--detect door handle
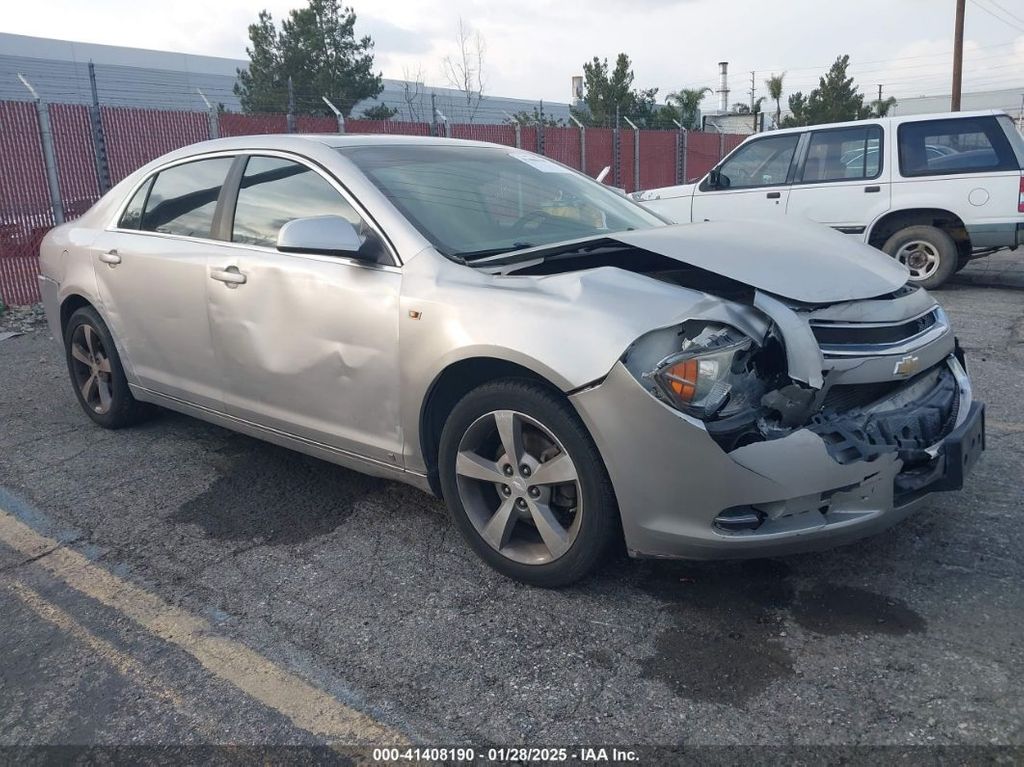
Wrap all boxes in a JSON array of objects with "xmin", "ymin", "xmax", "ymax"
[
  {"xmin": 98, "ymin": 249, "xmax": 121, "ymax": 266},
  {"xmin": 210, "ymin": 266, "xmax": 247, "ymax": 286},
  {"xmin": 864, "ymin": 186, "xmax": 881, "ymax": 193},
  {"xmin": 766, "ymin": 192, "xmax": 781, "ymax": 199}
]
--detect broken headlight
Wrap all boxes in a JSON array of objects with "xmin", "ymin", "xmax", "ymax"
[{"xmin": 627, "ymin": 323, "xmax": 769, "ymax": 420}]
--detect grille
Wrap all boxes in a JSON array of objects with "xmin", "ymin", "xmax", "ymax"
[
  {"xmin": 821, "ymin": 380, "xmax": 905, "ymax": 412},
  {"xmin": 810, "ymin": 310, "xmax": 939, "ymax": 349}
]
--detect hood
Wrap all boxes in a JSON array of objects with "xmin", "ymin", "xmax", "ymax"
[{"xmin": 611, "ymin": 220, "xmax": 909, "ymax": 303}]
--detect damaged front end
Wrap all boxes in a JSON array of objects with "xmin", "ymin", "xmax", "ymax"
[{"xmin": 603, "ymin": 284, "xmax": 985, "ymax": 555}]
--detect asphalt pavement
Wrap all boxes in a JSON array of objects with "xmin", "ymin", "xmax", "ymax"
[{"xmin": 0, "ymin": 258, "xmax": 1022, "ymax": 755}]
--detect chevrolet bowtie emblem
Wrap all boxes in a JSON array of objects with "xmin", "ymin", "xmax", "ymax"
[{"xmin": 893, "ymin": 355, "xmax": 921, "ymax": 377}]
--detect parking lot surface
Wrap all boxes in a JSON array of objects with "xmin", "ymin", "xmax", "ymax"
[{"xmin": 1, "ymin": 259, "xmax": 1023, "ymax": 749}]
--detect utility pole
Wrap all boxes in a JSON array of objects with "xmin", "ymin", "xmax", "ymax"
[
  {"xmin": 877, "ymin": 84, "xmax": 884, "ymax": 116},
  {"xmin": 951, "ymin": 0, "xmax": 966, "ymax": 111},
  {"xmin": 750, "ymin": 70, "xmax": 756, "ymax": 113}
]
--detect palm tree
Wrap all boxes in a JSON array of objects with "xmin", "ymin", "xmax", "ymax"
[
  {"xmin": 666, "ymin": 87, "xmax": 712, "ymax": 130},
  {"xmin": 765, "ymin": 72, "xmax": 785, "ymax": 127},
  {"xmin": 873, "ymin": 96, "xmax": 898, "ymax": 117}
]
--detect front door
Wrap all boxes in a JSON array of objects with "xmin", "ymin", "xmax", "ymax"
[
  {"xmin": 691, "ymin": 132, "xmax": 801, "ymax": 222},
  {"xmin": 206, "ymin": 154, "xmax": 403, "ymax": 464}
]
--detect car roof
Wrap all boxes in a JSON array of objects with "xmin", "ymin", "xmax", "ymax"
[
  {"xmin": 174, "ymin": 133, "xmax": 507, "ymax": 154},
  {"xmin": 764, "ymin": 109, "xmax": 1009, "ymax": 138}
]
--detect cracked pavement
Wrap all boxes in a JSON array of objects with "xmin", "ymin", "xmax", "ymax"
[{"xmin": 0, "ymin": 267, "xmax": 1022, "ymax": 748}]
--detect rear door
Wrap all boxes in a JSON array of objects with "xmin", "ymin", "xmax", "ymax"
[
  {"xmin": 691, "ymin": 132, "xmax": 801, "ymax": 222},
  {"xmin": 785, "ymin": 123, "xmax": 890, "ymax": 237},
  {"xmin": 91, "ymin": 155, "xmax": 234, "ymax": 409}
]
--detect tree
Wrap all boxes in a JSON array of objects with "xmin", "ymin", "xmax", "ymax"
[
  {"xmin": 400, "ymin": 64, "xmax": 425, "ymax": 122},
  {"xmin": 503, "ymin": 108, "xmax": 564, "ymax": 127},
  {"xmin": 665, "ymin": 87, "xmax": 711, "ymax": 130},
  {"xmin": 235, "ymin": 11, "xmax": 283, "ymax": 114},
  {"xmin": 235, "ymin": 0, "xmax": 383, "ymax": 116},
  {"xmin": 872, "ymin": 96, "xmax": 898, "ymax": 117},
  {"xmin": 732, "ymin": 102, "xmax": 751, "ymax": 114},
  {"xmin": 576, "ymin": 53, "xmax": 636, "ymax": 126},
  {"xmin": 361, "ymin": 103, "xmax": 398, "ymax": 120},
  {"xmin": 781, "ymin": 55, "xmax": 871, "ymax": 127},
  {"xmin": 765, "ymin": 72, "xmax": 785, "ymax": 127},
  {"xmin": 442, "ymin": 18, "xmax": 486, "ymax": 122}
]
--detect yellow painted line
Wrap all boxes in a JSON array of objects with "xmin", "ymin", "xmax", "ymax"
[
  {"xmin": 5, "ymin": 579, "xmax": 222, "ymax": 741},
  {"xmin": 0, "ymin": 507, "xmax": 405, "ymax": 745}
]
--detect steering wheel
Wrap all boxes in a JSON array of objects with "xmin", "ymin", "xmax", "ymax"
[{"xmin": 510, "ymin": 209, "xmax": 556, "ymax": 235}]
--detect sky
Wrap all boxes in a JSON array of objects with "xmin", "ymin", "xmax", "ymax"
[{"xmin": 6, "ymin": 0, "xmax": 1024, "ymax": 109}]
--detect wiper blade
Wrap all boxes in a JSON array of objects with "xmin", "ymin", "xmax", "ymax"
[
  {"xmin": 452, "ymin": 242, "xmax": 536, "ymax": 261},
  {"xmin": 474, "ymin": 237, "xmax": 622, "ymax": 268}
]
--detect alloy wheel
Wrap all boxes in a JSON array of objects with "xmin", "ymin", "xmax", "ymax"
[
  {"xmin": 454, "ymin": 409, "xmax": 583, "ymax": 565},
  {"xmin": 69, "ymin": 324, "xmax": 114, "ymax": 414}
]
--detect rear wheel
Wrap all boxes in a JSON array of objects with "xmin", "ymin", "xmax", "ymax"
[
  {"xmin": 439, "ymin": 380, "xmax": 619, "ymax": 587},
  {"xmin": 882, "ymin": 225, "xmax": 958, "ymax": 289},
  {"xmin": 64, "ymin": 306, "xmax": 154, "ymax": 428}
]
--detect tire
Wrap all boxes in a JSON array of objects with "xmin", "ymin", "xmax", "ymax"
[
  {"xmin": 438, "ymin": 379, "xmax": 619, "ymax": 587},
  {"xmin": 882, "ymin": 225, "xmax": 958, "ymax": 290},
  {"xmin": 64, "ymin": 306, "xmax": 154, "ymax": 429}
]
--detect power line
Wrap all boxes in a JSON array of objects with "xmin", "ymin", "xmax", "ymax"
[{"xmin": 968, "ymin": 0, "xmax": 1024, "ymax": 33}]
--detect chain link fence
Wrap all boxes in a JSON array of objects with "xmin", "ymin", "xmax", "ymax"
[{"xmin": 0, "ymin": 99, "xmax": 745, "ymax": 306}]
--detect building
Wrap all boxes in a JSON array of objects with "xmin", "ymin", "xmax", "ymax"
[
  {"xmin": 0, "ymin": 32, "xmax": 573, "ymax": 123},
  {"xmin": 892, "ymin": 87, "xmax": 1024, "ymax": 128}
]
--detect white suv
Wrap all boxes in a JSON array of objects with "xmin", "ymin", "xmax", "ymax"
[{"xmin": 634, "ymin": 110, "xmax": 1024, "ymax": 288}]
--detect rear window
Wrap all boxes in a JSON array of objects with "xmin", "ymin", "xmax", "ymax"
[
  {"xmin": 801, "ymin": 125, "xmax": 883, "ymax": 183},
  {"xmin": 996, "ymin": 115, "xmax": 1024, "ymax": 168},
  {"xmin": 141, "ymin": 157, "xmax": 234, "ymax": 238},
  {"xmin": 897, "ymin": 117, "xmax": 1019, "ymax": 177}
]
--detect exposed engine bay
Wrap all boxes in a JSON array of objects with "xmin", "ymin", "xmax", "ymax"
[{"xmin": 540, "ymin": 243, "xmax": 968, "ymax": 470}]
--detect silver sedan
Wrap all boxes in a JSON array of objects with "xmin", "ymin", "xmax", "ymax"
[{"xmin": 38, "ymin": 135, "xmax": 985, "ymax": 586}]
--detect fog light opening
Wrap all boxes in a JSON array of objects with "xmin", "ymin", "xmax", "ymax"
[{"xmin": 714, "ymin": 507, "xmax": 765, "ymax": 532}]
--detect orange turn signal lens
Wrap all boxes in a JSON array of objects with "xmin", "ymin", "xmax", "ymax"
[{"xmin": 663, "ymin": 358, "xmax": 699, "ymax": 402}]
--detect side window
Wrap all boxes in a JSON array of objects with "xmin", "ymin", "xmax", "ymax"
[
  {"xmin": 801, "ymin": 125, "xmax": 883, "ymax": 183},
  {"xmin": 715, "ymin": 134, "xmax": 800, "ymax": 189},
  {"xmin": 232, "ymin": 156, "xmax": 364, "ymax": 248},
  {"xmin": 141, "ymin": 157, "xmax": 234, "ymax": 237},
  {"xmin": 118, "ymin": 177, "xmax": 153, "ymax": 230},
  {"xmin": 898, "ymin": 117, "xmax": 1018, "ymax": 177}
]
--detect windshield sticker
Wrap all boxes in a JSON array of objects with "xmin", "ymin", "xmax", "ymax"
[{"xmin": 509, "ymin": 151, "xmax": 573, "ymax": 174}]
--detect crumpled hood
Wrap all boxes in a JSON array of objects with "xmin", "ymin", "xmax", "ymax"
[{"xmin": 611, "ymin": 219, "xmax": 909, "ymax": 303}]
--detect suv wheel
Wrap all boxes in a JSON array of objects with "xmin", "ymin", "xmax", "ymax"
[
  {"xmin": 882, "ymin": 225, "xmax": 958, "ymax": 289},
  {"xmin": 438, "ymin": 380, "xmax": 619, "ymax": 587},
  {"xmin": 64, "ymin": 306, "xmax": 155, "ymax": 428}
]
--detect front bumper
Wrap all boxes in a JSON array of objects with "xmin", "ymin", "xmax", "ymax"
[{"xmin": 570, "ymin": 357, "xmax": 984, "ymax": 560}]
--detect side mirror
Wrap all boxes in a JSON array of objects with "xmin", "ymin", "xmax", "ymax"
[
  {"xmin": 707, "ymin": 169, "xmax": 722, "ymax": 188},
  {"xmin": 277, "ymin": 215, "xmax": 365, "ymax": 259}
]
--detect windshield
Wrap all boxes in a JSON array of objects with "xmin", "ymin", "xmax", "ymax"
[{"xmin": 338, "ymin": 144, "xmax": 665, "ymax": 259}]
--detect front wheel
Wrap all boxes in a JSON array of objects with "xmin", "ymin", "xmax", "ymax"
[
  {"xmin": 882, "ymin": 225, "xmax": 958, "ymax": 290},
  {"xmin": 438, "ymin": 380, "xmax": 619, "ymax": 587}
]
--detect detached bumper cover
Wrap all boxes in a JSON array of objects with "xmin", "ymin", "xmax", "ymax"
[{"xmin": 570, "ymin": 358, "xmax": 984, "ymax": 560}]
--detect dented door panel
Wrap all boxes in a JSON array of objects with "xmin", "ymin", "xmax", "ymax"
[{"xmin": 207, "ymin": 246, "xmax": 403, "ymax": 465}]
